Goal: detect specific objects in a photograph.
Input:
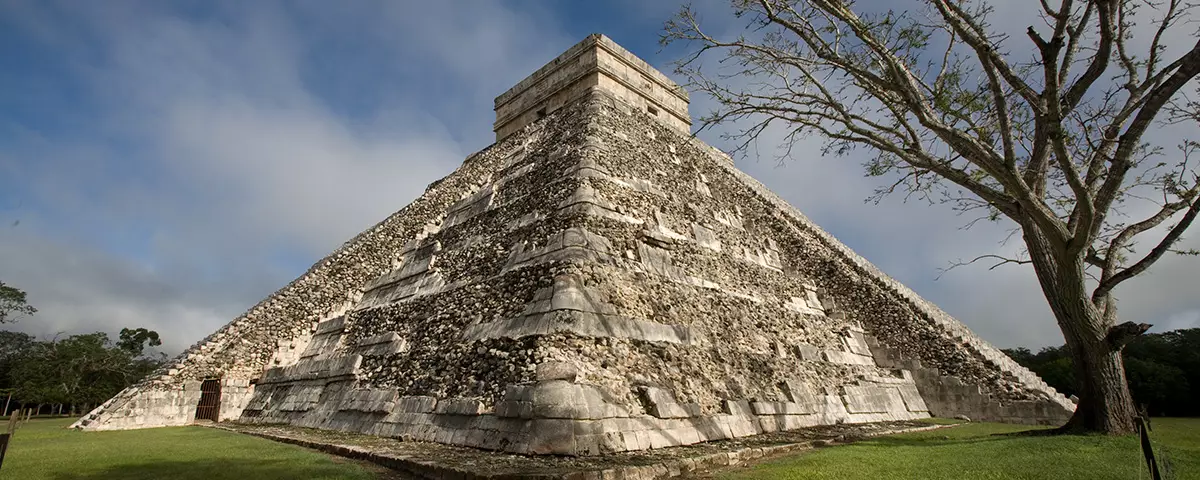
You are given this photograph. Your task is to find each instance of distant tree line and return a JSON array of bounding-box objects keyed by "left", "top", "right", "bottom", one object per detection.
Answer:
[
  {"left": 0, "top": 281, "right": 166, "bottom": 416},
  {"left": 0, "top": 329, "right": 167, "bottom": 417},
  {"left": 1004, "top": 328, "right": 1200, "bottom": 417}
]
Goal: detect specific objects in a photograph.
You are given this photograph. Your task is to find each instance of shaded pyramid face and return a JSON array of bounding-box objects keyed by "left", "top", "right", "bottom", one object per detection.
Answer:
[{"left": 75, "top": 35, "right": 1073, "bottom": 455}]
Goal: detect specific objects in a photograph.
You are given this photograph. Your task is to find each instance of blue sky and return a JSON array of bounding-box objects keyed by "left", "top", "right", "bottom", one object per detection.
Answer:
[{"left": 2, "top": 0, "right": 1198, "bottom": 354}]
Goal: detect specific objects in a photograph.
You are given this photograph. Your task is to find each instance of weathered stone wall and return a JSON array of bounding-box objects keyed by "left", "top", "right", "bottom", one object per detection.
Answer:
[
  {"left": 579, "top": 92, "right": 1070, "bottom": 421},
  {"left": 235, "top": 92, "right": 940, "bottom": 455},
  {"left": 74, "top": 378, "right": 254, "bottom": 431},
  {"left": 695, "top": 144, "right": 1074, "bottom": 418},
  {"left": 74, "top": 383, "right": 203, "bottom": 431},
  {"left": 72, "top": 111, "right": 536, "bottom": 431},
  {"left": 867, "top": 336, "right": 1068, "bottom": 424},
  {"left": 493, "top": 34, "right": 689, "bottom": 141}
]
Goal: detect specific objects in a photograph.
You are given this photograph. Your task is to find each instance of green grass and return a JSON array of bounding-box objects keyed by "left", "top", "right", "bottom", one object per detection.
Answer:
[
  {"left": 4, "top": 418, "right": 1198, "bottom": 479},
  {"left": 722, "top": 418, "right": 1200, "bottom": 480},
  {"left": 1, "top": 418, "right": 388, "bottom": 480}
]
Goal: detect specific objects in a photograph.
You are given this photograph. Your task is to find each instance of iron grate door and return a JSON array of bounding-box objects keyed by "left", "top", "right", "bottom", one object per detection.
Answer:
[{"left": 194, "top": 379, "right": 222, "bottom": 422}]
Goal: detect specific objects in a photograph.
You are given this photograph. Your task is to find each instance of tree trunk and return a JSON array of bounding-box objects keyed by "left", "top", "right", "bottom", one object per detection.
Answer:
[
  {"left": 1023, "top": 226, "right": 1137, "bottom": 434},
  {"left": 1063, "top": 338, "right": 1137, "bottom": 433}
]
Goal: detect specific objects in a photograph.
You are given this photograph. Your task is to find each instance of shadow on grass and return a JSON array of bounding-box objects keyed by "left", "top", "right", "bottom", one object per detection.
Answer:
[
  {"left": 846, "top": 432, "right": 1014, "bottom": 448},
  {"left": 48, "top": 458, "right": 378, "bottom": 480},
  {"left": 993, "top": 426, "right": 1092, "bottom": 437}
]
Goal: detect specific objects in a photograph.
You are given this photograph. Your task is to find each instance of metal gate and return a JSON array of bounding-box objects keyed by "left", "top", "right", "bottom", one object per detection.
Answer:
[{"left": 194, "top": 379, "right": 221, "bottom": 422}]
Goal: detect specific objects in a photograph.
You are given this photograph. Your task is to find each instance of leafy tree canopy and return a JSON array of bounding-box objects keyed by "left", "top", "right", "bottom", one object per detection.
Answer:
[{"left": 0, "top": 281, "right": 36, "bottom": 324}]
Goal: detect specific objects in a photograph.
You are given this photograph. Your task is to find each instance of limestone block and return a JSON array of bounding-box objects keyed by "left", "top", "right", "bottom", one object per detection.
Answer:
[
  {"left": 722, "top": 399, "right": 754, "bottom": 418},
  {"left": 340, "top": 388, "right": 399, "bottom": 413},
  {"left": 691, "top": 223, "right": 722, "bottom": 252},
  {"left": 568, "top": 156, "right": 610, "bottom": 177},
  {"left": 527, "top": 419, "right": 577, "bottom": 455},
  {"left": 537, "top": 361, "right": 579, "bottom": 382},
  {"left": 529, "top": 380, "right": 581, "bottom": 404},
  {"left": 726, "top": 415, "right": 760, "bottom": 438},
  {"left": 779, "top": 379, "right": 816, "bottom": 404},
  {"left": 843, "top": 330, "right": 873, "bottom": 356},
  {"left": 463, "top": 310, "right": 697, "bottom": 345},
  {"left": 792, "top": 343, "right": 822, "bottom": 361},
  {"left": 353, "top": 332, "right": 408, "bottom": 356},
  {"left": 610, "top": 175, "right": 667, "bottom": 197},
  {"left": 801, "top": 284, "right": 821, "bottom": 304},
  {"left": 299, "top": 331, "right": 343, "bottom": 359},
  {"left": 528, "top": 381, "right": 583, "bottom": 413},
  {"left": 504, "top": 228, "right": 615, "bottom": 270},
  {"left": 685, "top": 275, "right": 720, "bottom": 290},
  {"left": 501, "top": 157, "right": 536, "bottom": 180},
  {"left": 443, "top": 184, "right": 496, "bottom": 228},
  {"left": 818, "top": 394, "right": 851, "bottom": 424},
  {"left": 260, "top": 355, "right": 363, "bottom": 384},
  {"left": 507, "top": 212, "right": 546, "bottom": 230},
  {"left": 714, "top": 209, "right": 744, "bottom": 230},
  {"left": 377, "top": 271, "right": 446, "bottom": 305},
  {"left": 638, "top": 243, "right": 685, "bottom": 279},
  {"left": 558, "top": 184, "right": 642, "bottom": 225},
  {"left": 395, "top": 246, "right": 438, "bottom": 280},
  {"left": 823, "top": 350, "right": 876, "bottom": 366},
  {"left": 842, "top": 385, "right": 906, "bottom": 414},
  {"left": 864, "top": 370, "right": 914, "bottom": 384},
  {"left": 434, "top": 398, "right": 486, "bottom": 416},
  {"left": 637, "top": 386, "right": 690, "bottom": 419},
  {"left": 648, "top": 210, "right": 688, "bottom": 244},
  {"left": 523, "top": 274, "right": 618, "bottom": 316},
  {"left": 314, "top": 316, "right": 347, "bottom": 335},
  {"left": 492, "top": 399, "right": 530, "bottom": 419},
  {"left": 503, "top": 384, "right": 534, "bottom": 402},
  {"left": 497, "top": 382, "right": 627, "bottom": 420},
  {"left": 695, "top": 177, "right": 712, "bottom": 197},
  {"left": 895, "top": 385, "right": 929, "bottom": 412},
  {"left": 784, "top": 297, "right": 819, "bottom": 316}
]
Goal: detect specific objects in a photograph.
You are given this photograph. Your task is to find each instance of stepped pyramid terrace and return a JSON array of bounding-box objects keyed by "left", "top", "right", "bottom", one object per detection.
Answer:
[{"left": 73, "top": 34, "right": 1074, "bottom": 456}]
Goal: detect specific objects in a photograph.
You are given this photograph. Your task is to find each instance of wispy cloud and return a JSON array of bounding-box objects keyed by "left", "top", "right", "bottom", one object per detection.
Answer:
[
  {"left": 0, "top": 0, "right": 1196, "bottom": 355},
  {"left": 0, "top": 0, "right": 569, "bottom": 351}
]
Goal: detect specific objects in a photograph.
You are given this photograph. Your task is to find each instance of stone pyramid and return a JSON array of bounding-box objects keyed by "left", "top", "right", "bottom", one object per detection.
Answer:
[{"left": 74, "top": 34, "right": 1074, "bottom": 455}]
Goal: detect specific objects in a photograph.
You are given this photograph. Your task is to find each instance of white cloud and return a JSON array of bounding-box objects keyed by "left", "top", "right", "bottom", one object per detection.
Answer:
[
  {"left": 0, "top": 0, "right": 570, "bottom": 351},
  {"left": 1, "top": 0, "right": 1196, "bottom": 356}
]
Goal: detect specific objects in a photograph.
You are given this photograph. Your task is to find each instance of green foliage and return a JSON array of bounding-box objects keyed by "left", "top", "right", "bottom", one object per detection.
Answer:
[
  {"left": 0, "top": 328, "right": 165, "bottom": 410},
  {"left": 1125, "top": 358, "right": 1190, "bottom": 417},
  {"left": 118, "top": 327, "right": 163, "bottom": 356},
  {"left": 1003, "top": 328, "right": 1200, "bottom": 416},
  {"left": 0, "top": 330, "right": 36, "bottom": 392},
  {"left": 720, "top": 418, "right": 1200, "bottom": 480},
  {"left": 3, "top": 418, "right": 384, "bottom": 480},
  {"left": 0, "top": 280, "right": 36, "bottom": 324}
]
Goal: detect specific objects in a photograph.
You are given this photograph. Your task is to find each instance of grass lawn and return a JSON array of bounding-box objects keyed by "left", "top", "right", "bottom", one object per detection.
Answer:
[
  {"left": 3, "top": 417, "right": 1197, "bottom": 479},
  {"left": 0, "top": 418, "right": 397, "bottom": 480},
  {"left": 720, "top": 418, "right": 1200, "bottom": 480}
]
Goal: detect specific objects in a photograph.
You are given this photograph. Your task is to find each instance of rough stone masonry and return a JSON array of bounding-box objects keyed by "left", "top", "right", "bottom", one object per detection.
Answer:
[{"left": 73, "top": 34, "right": 1074, "bottom": 455}]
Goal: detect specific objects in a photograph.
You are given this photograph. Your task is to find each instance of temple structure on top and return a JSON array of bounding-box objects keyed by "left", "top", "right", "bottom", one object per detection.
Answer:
[
  {"left": 493, "top": 34, "right": 690, "bottom": 141},
  {"left": 74, "top": 34, "right": 1073, "bottom": 456}
]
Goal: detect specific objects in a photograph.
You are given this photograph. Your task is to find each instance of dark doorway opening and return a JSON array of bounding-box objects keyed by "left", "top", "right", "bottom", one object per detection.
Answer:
[{"left": 194, "top": 379, "right": 222, "bottom": 422}]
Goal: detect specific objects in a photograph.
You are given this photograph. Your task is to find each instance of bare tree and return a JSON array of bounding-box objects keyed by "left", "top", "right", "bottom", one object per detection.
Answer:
[{"left": 665, "top": 0, "right": 1199, "bottom": 434}]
